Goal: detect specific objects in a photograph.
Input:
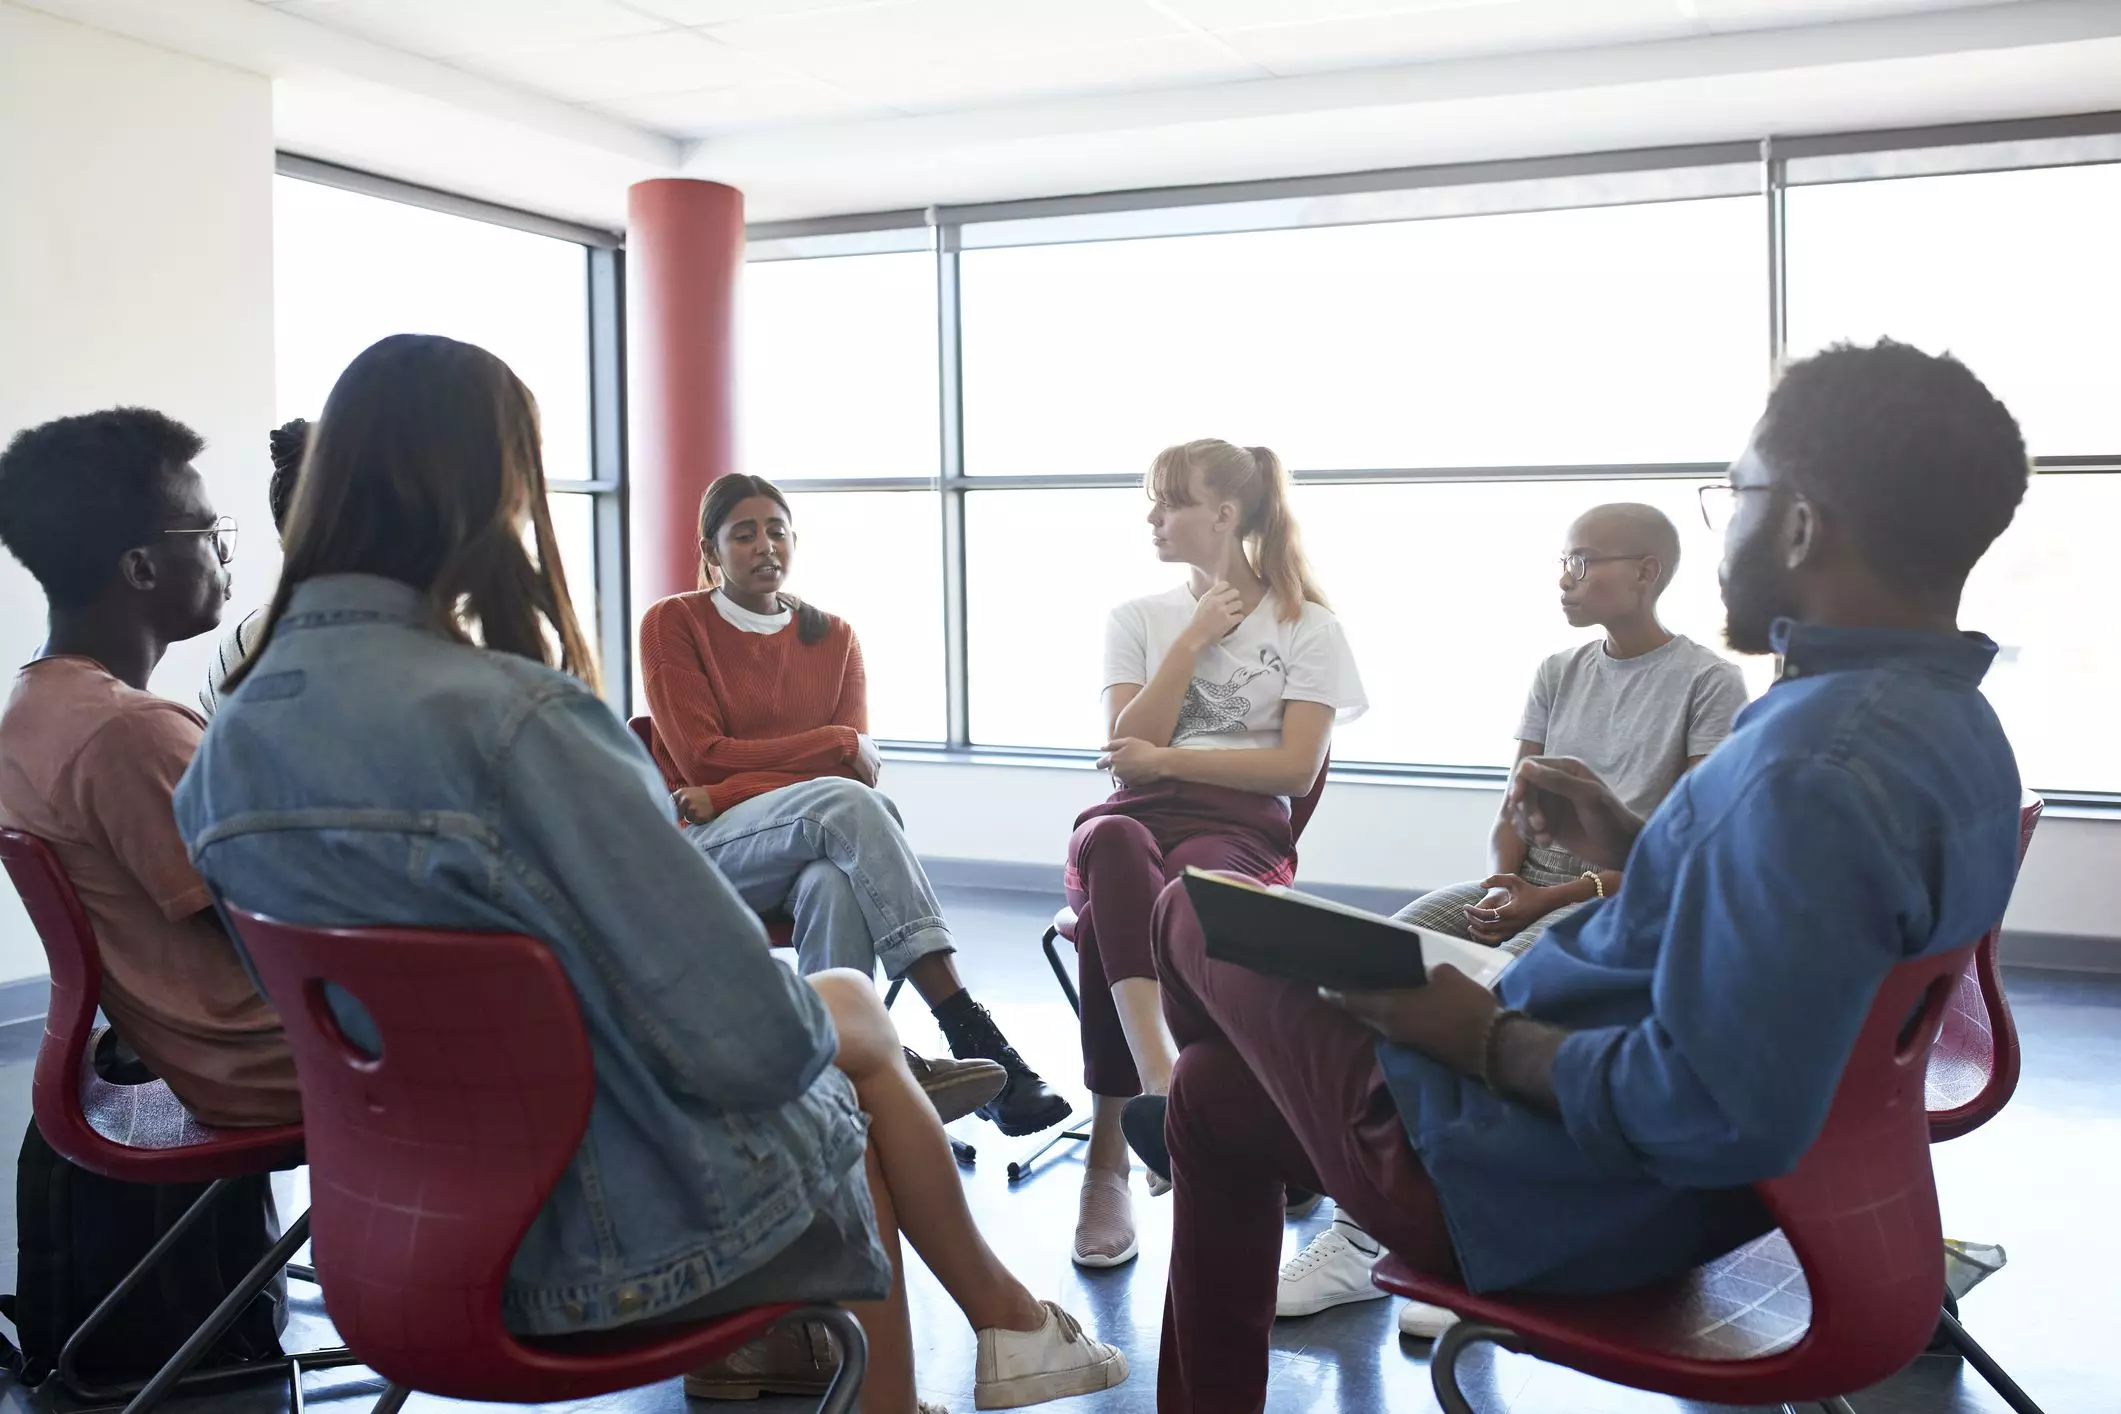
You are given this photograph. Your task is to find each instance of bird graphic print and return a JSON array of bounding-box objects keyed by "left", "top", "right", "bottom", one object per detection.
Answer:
[{"left": 1175, "top": 646, "right": 1287, "bottom": 742}]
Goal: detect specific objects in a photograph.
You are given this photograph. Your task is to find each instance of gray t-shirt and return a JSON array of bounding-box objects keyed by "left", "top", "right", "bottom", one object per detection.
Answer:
[{"left": 1517, "top": 635, "right": 1750, "bottom": 818}]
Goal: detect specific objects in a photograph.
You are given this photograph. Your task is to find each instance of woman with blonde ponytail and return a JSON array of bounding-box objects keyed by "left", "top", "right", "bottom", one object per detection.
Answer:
[{"left": 1061, "top": 438, "right": 1367, "bottom": 1269}]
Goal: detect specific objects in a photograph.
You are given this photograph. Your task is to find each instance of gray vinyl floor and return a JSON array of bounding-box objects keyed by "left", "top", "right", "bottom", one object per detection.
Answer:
[{"left": 0, "top": 884, "right": 2114, "bottom": 1414}]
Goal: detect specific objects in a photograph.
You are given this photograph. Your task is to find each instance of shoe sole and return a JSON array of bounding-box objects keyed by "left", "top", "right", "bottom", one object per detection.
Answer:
[
  {"left": 974, "top": 1347, "right": 1129, "bottom": 1409},
  {"left": 1276, "top": 1285, "right": 1389, "bottom": 1319},
  {"left": 980, "top": 1094, "right": 1076, "bottom": 1137},
  {"left": 1284, "top": 1195, "right": 1324, "bottom": 1220},
  {"left": 924, "top": 1068, "right": 1009, "bottom": 1126},
  {"left": 1070, "top": 1236, "right": 1140, "bottom": 1269},
  {"left": 682, "top": 1376, "right": 835, "bottom": 1400}
]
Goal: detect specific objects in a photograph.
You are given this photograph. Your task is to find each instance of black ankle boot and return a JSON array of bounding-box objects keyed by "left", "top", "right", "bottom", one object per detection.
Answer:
[{"left": 937, "top": 1000, "right": 1074, "bottom": 1137}]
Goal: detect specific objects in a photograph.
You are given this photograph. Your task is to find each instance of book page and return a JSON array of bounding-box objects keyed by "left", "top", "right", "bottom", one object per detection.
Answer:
[{"left": 1261, "top": 882, "right": 1513, "bottom": 988}]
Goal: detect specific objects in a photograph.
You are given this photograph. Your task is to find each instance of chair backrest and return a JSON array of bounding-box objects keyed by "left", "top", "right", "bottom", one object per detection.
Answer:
[
  {"left": 1756, "top": 939, "right": 1974, "bottom": 1394},
  {"left": 627, "top": 714, "right": 656, "bottom": 756},
  {"left": 1926, "top": 792, "right": 2044, "bottom": 1141},
  {"left": 1289, "top": 754, "right": 1330, "bottom": 844},
  {"left": 0, "top": 828, "right": 109, "bottom": 1169},
  {"left": 227, "top": 907, "right": 597, "bottom": 1394}
]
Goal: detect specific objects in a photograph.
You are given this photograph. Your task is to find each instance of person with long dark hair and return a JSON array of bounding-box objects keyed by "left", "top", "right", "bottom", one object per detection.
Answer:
[
  {"left": 175, "top": 334, "right": 1127, "bottom": 1414},
  {"left": 638, "top": 474, "right": 1071, "bottom": 1138}
]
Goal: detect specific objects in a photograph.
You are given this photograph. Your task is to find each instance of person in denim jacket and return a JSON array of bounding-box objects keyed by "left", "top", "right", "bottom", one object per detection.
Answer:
[{"left": 174, "top": 334, "right": 1127, "bottom": 1414}]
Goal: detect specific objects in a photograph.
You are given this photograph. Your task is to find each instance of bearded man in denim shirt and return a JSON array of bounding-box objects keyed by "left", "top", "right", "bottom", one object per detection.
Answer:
[{"left": 1142, "top": 339, "right": 2030, "bottom": 1413}]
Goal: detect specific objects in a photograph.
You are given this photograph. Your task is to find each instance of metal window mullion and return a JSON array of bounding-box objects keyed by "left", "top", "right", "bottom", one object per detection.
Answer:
[
  {"left": 935, "top": 222, "right": 972, "bottom": 748},
  {"left": 588, "top": 245, "right": 631, "bottom": 712},
  {"left": 1764, "top": 137, "right": 1788, "bottom": 374}
]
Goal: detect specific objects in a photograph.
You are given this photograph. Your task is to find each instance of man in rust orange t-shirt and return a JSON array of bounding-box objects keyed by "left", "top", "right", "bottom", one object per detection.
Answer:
[{"left": 0, "top": 408, "right": 297, "bottom": 1128}]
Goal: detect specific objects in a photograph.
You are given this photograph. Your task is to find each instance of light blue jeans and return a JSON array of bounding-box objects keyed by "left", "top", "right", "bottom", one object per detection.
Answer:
[{"left": 685, "top": 776, "right": 955, "bottom": 983}]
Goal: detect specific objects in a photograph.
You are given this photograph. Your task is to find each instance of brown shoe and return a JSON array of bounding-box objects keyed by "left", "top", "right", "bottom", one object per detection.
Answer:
[
  {"left": 905, "top": 1048, "right": 1007, "bottom": 1125},
  {"left": 683, "top": 1319, "right": 839, "bottom": 1399}
]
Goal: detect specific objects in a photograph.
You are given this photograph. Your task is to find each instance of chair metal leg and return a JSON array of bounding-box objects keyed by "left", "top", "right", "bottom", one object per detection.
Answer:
[
  {"left": 883, "top": 977, "right": 903, "bottom": 1009},
  {"left": 1007, "top": 1125, "right": 1091, "bottom": 1181},
  {"left": 370, "top": 1383, "right": 413, "bottom": 1414},
  {"left": 121, "top": 1209, "right": 317, "bottom": 1413},
  {"left": 1041, "top": 927, "right": 1082, "bottom": 1017},
  {"left": 287, "top": 1262, "right": 318, "bottom": 1283},
  {"left": 1938, "top": 1308, "right": 2047, "bottom": 1414},
  {"left": 795, "top": 1304, "right": 868, "bottom": 1414},
  {"left": 1429, "top": 1321, "right": 1531, "bottom": 1414},
  {"left": 1816, "top": 1397, "right": 1859, "bottom": 1414}
]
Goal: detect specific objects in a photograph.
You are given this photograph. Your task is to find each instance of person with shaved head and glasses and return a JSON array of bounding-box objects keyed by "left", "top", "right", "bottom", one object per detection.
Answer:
[{"left": 1272, "top": 499, "right": 1749, "bottom": 1327}]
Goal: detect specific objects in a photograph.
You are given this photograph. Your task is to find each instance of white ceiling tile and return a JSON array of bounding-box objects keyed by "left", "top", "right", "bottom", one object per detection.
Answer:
[
  {"left": 469, "top": 28, "right": 770, "bottom": 102},
  {"left": 593, "top": 77, "right": 897, "bottom": 135},
  {"left": 873, "top": 33, "right": 1264, "bottom": 112},
  {"left": 1157, "top": 0, "right": 1527, "bottom": 29},
  {"left": 705, "top": 0, "right": 1191, "bottom": 80},
  {"left": 1216, "top": 0, "right": 1694, "bottom": 76},
  {"left": 271, "top": 0, "right": 664, "bottom": 60},
  {"left": 616, "top": 0, "right": 878, "bottom": 22},
  {"left": 1690, "top": 0, "right": 2025, "bottom": 30}
]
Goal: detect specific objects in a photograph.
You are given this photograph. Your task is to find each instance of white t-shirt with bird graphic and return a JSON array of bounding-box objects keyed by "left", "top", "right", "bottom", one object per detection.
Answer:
[{"left": 1102, "top": 584, "right": 1368, "bottom": 752}]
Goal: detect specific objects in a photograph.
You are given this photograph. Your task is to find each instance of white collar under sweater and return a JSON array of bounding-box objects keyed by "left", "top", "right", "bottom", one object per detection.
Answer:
[{"left": 712, "top": 588, "right": 793, "bottom": 635}]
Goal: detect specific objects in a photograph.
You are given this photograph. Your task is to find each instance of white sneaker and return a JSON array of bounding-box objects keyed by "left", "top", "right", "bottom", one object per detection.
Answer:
[
  {"left": 1397, "top": 1299, "right": 1461, "bottom": 1341},
  {"left": 974, "top": 1300, "right": 1128, "bottom": 1409},
  {"left": 1275, "top": 1223, "right": 1386, "bottom": 1318}
]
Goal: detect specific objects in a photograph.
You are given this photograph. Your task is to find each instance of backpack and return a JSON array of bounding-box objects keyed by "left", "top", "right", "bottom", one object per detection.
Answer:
[{"left": 0, "top": 1117, "right": 287, "bottom": 1386}]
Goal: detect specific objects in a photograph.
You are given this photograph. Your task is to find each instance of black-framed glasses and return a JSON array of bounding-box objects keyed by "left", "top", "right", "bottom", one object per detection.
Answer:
[
  {"left": 1557, "top": 552, "right": 1644, "bottom": 582},
  {"left": 1697, "top": 482, "right": 1773, "bottom": 533},
  {"left": 161, "top": 516, "right": 238, "bottom": 565}
]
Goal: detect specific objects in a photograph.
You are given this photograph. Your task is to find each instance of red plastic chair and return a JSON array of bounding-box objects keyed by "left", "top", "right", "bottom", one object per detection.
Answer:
[
  {"left": 1016, "top": 758, "right": 1332, "bottom": 1179},
  {"left": 1921, "top": 793, "right": 2047, "bottom": 1414},
  {"left": 224, "top": 906, "right": 866, "bottom": 1414},
  {"left": 1372, "top": 940, "right": 1977, "bottom": 1414},
  {"left": 0, "top": 828, "right": 355, "bottom": 1410}
]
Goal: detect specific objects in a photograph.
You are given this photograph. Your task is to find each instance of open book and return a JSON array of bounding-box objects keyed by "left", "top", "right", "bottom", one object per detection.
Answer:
[{"left": 1181, "top": 867, "right": 1514, "bottom": 992}]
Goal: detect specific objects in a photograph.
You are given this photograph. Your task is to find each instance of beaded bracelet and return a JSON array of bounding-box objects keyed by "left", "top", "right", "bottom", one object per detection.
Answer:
[{"left": 1478, "top": 1006, "right": 1529, "bottom": 1091}]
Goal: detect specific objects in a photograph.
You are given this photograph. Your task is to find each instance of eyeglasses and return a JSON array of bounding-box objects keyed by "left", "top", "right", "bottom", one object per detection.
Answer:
[
  {"left": 1557, "top": 553, "right": 1644, "bottom": 582},
  {"left": 161, "top": 517, "right": 238, "bottom": 565},
  {"left": 1697, "top": 482, "right": 1774, "bottom": 533}
]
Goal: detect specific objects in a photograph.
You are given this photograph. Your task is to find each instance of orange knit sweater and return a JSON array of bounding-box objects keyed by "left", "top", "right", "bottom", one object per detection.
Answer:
[{"left": 638, "top": 591, "right": 867, "bottom": 818}]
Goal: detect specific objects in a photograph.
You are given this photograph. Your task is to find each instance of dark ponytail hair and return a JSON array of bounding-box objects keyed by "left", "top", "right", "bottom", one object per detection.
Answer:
[{"left": 697, "top": 473, "right": 829, "bottom": 646}]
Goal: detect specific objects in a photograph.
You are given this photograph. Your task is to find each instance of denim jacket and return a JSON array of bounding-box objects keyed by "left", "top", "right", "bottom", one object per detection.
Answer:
[
  {"left": 1381, "top": 620, "right": 2023, "bottom": 1295},
  {"left": 172, "top": 575, "right": 885, "bottom": 1335}
]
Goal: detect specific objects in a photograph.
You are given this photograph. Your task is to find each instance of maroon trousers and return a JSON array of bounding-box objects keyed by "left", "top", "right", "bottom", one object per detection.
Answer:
[
  {"left": 1152, "top": 876, "right": 1461, "bottom": 1414},
  {"left": 1063, "top": 781, "right": 1293, "bottom": 1097}
]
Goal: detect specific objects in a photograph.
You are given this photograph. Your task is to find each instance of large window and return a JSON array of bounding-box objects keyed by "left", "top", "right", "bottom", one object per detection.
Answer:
[
  {"left": 959, "top": 197, "right": 1763, "bottom": 475},
  {"left": 272, "top": 172, "right": 622, "bottom": 690},
  {"left": 1787, "top": 158, "right": 2121, "bottom": 794},
  {"left": 754, "top": 119, "right": 2121, "bottom": 798},
  {"left": 736, "top": 252, "right": 948, "bottom": 741}
]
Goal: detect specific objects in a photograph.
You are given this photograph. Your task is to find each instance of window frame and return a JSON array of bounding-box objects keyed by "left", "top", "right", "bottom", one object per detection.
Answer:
[{"left": 272, "top": 154, "right": 634, "bottom": 710}]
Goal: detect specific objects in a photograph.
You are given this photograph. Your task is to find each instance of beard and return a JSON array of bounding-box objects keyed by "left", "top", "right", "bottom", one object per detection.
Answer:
[{"left": 1720, "top": 521, "right": 1800, "bottom": 655}]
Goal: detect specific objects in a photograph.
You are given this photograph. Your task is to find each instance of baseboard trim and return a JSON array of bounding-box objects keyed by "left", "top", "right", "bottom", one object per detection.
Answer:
[
  {"left": 922, "top": 858, "right": 2121, "bottom": 975},
  {"left": 1998, "top": 930, "right": 2121, "bottom": 975},
  {"left": 0, "top": 974, "right": 51, "bottom": 1029}
]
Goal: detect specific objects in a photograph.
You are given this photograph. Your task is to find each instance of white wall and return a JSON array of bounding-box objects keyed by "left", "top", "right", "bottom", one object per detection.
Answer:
[
  {"left": 881, "top": 759, "right": 2121, "bottom": 967},
  {"left": 0, "top": 3, "right": 277, "bottom": 983}
]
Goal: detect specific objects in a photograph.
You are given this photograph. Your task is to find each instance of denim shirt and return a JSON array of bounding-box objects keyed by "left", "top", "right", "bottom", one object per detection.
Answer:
[
  {"left": 172, "top": 575, "right": 887, "bottom": 1335},
  {"left": 1380, "top": 620, "right": 2022, "bottom": 1295}
]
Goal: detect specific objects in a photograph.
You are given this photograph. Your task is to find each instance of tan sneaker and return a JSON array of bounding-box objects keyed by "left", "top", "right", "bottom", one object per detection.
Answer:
[
  {"left": 906, "top": 1048, "right": 1007, "bottom": 1125},
  {"left": 682, "top": 1318, "right": 838, "bottom": 1399},
  {"left": 974, "top": 1301, "right": 1128, "bottom": 1409}
]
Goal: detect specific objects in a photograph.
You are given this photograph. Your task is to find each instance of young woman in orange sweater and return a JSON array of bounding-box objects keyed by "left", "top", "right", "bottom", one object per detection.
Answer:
[{"left": 639, "top": 474, "right": 1071, "bottom": 1139}]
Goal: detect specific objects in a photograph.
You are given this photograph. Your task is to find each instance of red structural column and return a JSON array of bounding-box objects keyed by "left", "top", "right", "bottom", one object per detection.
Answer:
[{"left": 626, "top": 178, "right": 745, "bottom": 604}]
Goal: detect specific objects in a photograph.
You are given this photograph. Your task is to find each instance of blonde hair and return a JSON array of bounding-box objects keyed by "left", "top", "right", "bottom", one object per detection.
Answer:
[
  {"left": 1147, "top": 439, "right": 1326, "bottom": 624},
  {"left": 224, "top": 334, "right": 599, "bottom": 696}
]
